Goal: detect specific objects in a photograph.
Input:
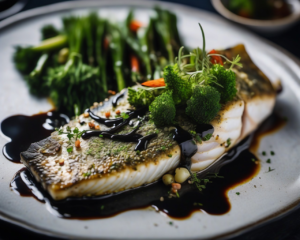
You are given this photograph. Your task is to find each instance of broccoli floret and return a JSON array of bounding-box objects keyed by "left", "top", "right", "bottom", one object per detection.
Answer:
[
  {"left": 210, "top": 64, "right": 237, "bottom": 103},
  {"left": 128, "top": 88, "right": 157, "bottom": 108},
  {"left": 149, "top": 91, "right": 176, "bottom": 127},
  {"left": 41, "top": 24, "right": 60, "bottom": 40},
  {"left": 186, "top": 85, "right": 221, "bottom": 124},
  {"left": 163, "top": 64, "right": 192, "bottom": 105},
  {"left": 13, "top": 46, "right": 41, "bottom": 74}
]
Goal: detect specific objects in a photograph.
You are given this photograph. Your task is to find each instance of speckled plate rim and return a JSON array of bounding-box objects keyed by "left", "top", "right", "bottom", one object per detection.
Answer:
[{"left": 0, "top": 0, "right": 300, "bottom": 239}]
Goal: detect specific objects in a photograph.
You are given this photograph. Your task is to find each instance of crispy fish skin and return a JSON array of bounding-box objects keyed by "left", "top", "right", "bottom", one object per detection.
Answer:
[{"left": 20, "top": 45, "right": 276, "bottom": 200}]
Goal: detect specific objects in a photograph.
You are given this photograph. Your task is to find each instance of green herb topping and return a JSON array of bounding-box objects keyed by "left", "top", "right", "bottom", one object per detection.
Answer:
[
  {"left": 203, "top": 133, "right": 212, "bottom": 141},
  {"left": 67, "top": 146, "right": 73, "bottom": 153},
  {"left": 226, "top": 138, "right": 231, "bottom": 148}
]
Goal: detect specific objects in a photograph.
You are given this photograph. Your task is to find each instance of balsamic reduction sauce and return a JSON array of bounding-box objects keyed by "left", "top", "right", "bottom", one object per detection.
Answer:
[
  {"left": 134, "top": 133, "right": 158, "bottom": 151},
  {"left": 173, "top": 126, "right": 198, "bottom": 169},
  {"left": 85, "top": 106, "right": 147, "bottom": 128},
  {"left": 112, "top": 92, "right": 125, "bottom": 107},
  {"left": 82, "top": 107, "right": 156, "bottom": 151},
  {"left": 1, "top": 111, "right": 69, "bottom": 163}
]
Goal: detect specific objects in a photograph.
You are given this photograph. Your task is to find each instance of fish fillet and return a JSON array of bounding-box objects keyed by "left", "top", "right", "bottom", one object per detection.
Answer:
[{"left": 20, "top": 45, "right": 276, "bottom": 200}]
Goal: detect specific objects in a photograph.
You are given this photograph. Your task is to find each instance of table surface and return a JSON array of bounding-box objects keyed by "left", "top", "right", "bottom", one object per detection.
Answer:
[{"left": 1, "top": 1, "right": 300, "bottom": 240}]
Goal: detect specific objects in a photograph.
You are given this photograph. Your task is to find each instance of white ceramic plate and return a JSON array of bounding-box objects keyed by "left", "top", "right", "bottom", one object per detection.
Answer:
[{"left": 1, "top": 1, "right": 300, "bottom": 239}]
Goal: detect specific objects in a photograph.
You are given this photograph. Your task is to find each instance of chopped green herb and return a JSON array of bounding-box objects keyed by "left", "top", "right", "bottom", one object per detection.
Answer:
[
  {"left": 120, "top": 112, "right": 130, "bottom": 120},
  {"left": 191, "top": 140, "right": 196, "bottom": 145},
  {"left": 262, "top": 151, "right": 266, "bottom": 156},
  {"left": 195, "top": 135, "right": 202, "bottom": 143},
  {"left": 203, "top": 133, "right": 212, "bottom": 141},
  {"left": 268, "top": 167, "right": 275, "bottom": 172},
  {"left": 226, "top": 138, "right": 231, "bottom": 148},
  {"left": 190, "top": 130, "right": 196, "bottom": 135},
  {"left": 236, "top": 192, "right": 240, "bottom": 195},
  {"left": 67, "top": 146, "right": 73, "bottom": 153},
  {"left": 67, "top": 133, "right": 74, "bottom": 140},
  {"left": 266, "top": 159, "right": 271, "bottom": 163},
  {"left": 190, "top": 172, "right": 223, "bottom": 192},
  {"left": 56, "top": 127, "right": 86, "bottom": 140},
  {"left": 99, "top": 134, "right": 103, "bottom": 138},
  {"left": 83, "top": 172, "right": 91, "bottom": 177},
  {"left": 136, "top": 150, "right": 140, "bottom": 155},
  {"left": 161, "top": 146, "right": 166, "bottom": 151},
  {"left": 168, "top": 154, "right": 172, "bottom": 158},
  {"left": 252, "top": 158, "right": 257, "bottom": 162},
  {"left": 100, "top": 205, "right": 105, "bottom": 210},
  {"left": 169, "top": 221, "right": 173, "bottom": 226},
  {"left": 270, "top": 151, "right": 275, "bottom": 156}
]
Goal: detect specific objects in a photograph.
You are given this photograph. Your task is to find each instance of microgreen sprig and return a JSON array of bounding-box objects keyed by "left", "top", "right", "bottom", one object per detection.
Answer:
[
  {"left": 176, "top": 23, "right": 242, "bottom": 88},
  {"left": 55, "top": 126, "right": 86, "bottom": 140}
]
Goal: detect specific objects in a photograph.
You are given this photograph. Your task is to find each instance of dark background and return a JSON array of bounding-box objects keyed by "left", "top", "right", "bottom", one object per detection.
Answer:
[{"left": 1, "top": 0, "right": 300, "bottom": 239}]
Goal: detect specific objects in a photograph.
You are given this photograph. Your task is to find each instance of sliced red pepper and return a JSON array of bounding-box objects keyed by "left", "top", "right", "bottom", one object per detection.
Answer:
[
  {"left": 208, "top": 49, "right": 223, "bottom": 65},
  {"left": 131, "top": 55, "right": 139, "bottom": 72},
  {"left": 130, "top": 20, "right": 144, "bottom": 32}
]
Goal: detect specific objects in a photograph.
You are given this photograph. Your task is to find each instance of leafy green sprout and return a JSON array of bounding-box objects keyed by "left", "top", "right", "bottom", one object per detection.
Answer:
[
  {"left": 175, "top": 23, "right": 242, "bottom": 88},
  {"left": 121, "top": 112, "right": 130, "bottom": 119},
  {"left": 55, "top": 126, "right": 86, "bottom": 140}
]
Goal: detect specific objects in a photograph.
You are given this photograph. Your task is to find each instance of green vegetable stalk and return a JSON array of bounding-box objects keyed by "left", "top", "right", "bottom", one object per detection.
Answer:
[{"left": 109, "top": 23, "right": 126, "bottom": 92}]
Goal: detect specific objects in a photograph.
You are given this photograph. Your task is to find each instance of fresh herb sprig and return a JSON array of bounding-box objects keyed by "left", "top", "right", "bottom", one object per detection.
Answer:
[
  {"left": 55, "top": 126, "right": 86, "bottom": 140},
  {"left": 176, "top": 23, "right": 242, "bottom": 85}
]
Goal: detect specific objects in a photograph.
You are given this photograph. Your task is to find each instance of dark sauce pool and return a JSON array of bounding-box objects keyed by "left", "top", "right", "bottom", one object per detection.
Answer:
[
  {"left": 1, "top": 111, "right": 69, "bottom": 163},
  {"left": 2, "top": 109, "right": 286, "bottom": 219}
]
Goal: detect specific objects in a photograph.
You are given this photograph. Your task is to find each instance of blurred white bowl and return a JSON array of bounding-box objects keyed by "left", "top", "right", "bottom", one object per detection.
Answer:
[{"left": 211, "top": 0, "right": 300, "bottom": 35}]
